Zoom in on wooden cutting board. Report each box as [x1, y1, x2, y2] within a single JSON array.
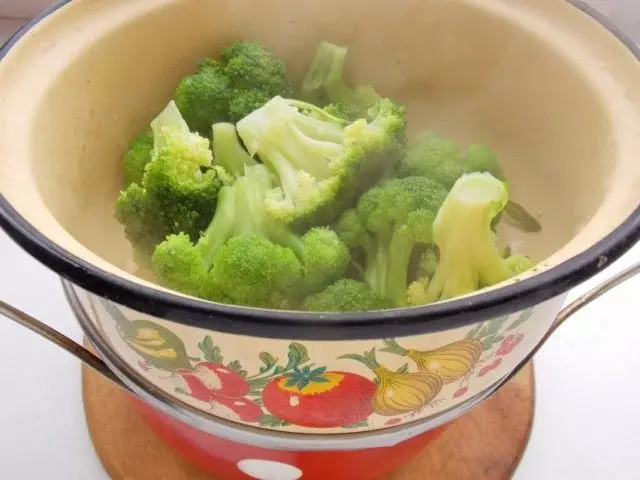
[[82, 363, 533, 480]]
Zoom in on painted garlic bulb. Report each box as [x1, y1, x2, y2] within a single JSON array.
[[382, 339, 483, 384], [341, 349, 443, 416]]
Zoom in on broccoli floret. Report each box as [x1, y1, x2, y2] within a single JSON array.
[[121, 130, 154, 186], [302, 279, 389, 312], [400, 133, 503, 188], [418, 245, 439, 279], [236, 96, 406, 227], [300, 41, 381, 118], [323, 102, 362, 122], [115, 101, 227, 259], [400, 133, 541, 232], [423, 172, 534, 302], [335, 176, 448, 306], [174, 42, 292, 135], [210, 235, 303, 308], [152, 163, 351, 306]]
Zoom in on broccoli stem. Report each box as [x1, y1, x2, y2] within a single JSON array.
[[197, 186, 236, 268], [385, 227, 415, 306], [212, 123, 256, 177]]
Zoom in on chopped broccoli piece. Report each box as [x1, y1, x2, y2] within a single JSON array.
[[300, 41, 381, 118], [322, 102, 362, 121], [121, 130, 153, 187], [335, 176, 448, 306], [400, 133, 503, 188], [236, 96, 406, 227], [302, 279, 389, 312], [174, 42, 293, 135], [152, 163, 351, 305], [115, 101, 227, 259], [210, 235, 302, 308], [424, 172, 535, 302], [400, 132, 541, 232]]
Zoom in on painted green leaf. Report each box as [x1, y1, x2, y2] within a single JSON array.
[[259, 352, 277, 371], [198, 335, 223, 364], [342, 420, 369, 429], [396, 364, 409, 374], [465, 323, 483, 340], [227, 360, 248, 378], [258, 415, 290, 428], [508, 308, 534, 330], [286, 342, 309, 369]]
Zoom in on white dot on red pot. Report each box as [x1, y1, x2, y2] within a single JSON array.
[[236, 459, 303, 480]]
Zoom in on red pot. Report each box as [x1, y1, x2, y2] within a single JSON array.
[[132, 397, 448, 480]]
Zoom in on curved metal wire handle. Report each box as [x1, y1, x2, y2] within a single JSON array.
[[2, 261, 640, 395]]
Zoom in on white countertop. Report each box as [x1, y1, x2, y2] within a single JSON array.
[[2, 1, 640, 479]]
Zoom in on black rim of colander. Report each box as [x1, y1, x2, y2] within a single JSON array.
[[0, 0, 638, 340]]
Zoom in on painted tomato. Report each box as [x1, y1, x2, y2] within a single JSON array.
[[262, 367, 376, 428], [175, 362, 249, 401]]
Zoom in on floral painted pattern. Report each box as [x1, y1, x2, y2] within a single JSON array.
[[98, 299, 535, 431]]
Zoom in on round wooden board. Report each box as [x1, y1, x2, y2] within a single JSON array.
[[82, 362, 534, 480]]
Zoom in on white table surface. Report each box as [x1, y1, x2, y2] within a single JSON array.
[[2, 1, 640, 479]]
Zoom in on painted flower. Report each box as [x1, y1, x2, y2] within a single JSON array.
[[497, 334, 524, 357], [453, 386, 469, 398]]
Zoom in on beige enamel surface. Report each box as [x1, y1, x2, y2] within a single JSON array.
[[0, 0, 638, 306]]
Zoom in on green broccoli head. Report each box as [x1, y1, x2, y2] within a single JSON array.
[[302, 279, 390, 312], [298, 227, 350, 294], [210, 235, 303, 308], [174, 42, 292, 134], [424, 172, 535, 302], [115, 101, 227, 259], [174, 60, 230, 137], [152, 162, 351, 306], [236, 96, 406, 227], [300, 41, 381, 118], [335, 176, 448, 306], [121, 130, 153, 186], [400, 132, 542, 233]]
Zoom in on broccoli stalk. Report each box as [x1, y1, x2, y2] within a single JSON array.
[[300, 41, 380, 120], [335, 176, 448, 306], [423, 172, 534, 302], [236, 96, 406, 227], [152, 163, 350, 307], [400, 132, 542, 233], [212, 122, 257, 177], [115, 101, 228, 259]]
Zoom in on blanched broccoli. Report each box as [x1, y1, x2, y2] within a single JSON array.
[[152, 162, 351, 306], [423, 172, 534, 302], [302, 279, 389, 312], [335, 176, 448, 306], [121, 130, 153, 187], [400, 133, 503, 188], [300, 41, 381, 119], [175, 42, 293, 136], [400, 132, 541, 232], [236, 96, 406, 227], [115, 101, 228, 258]]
